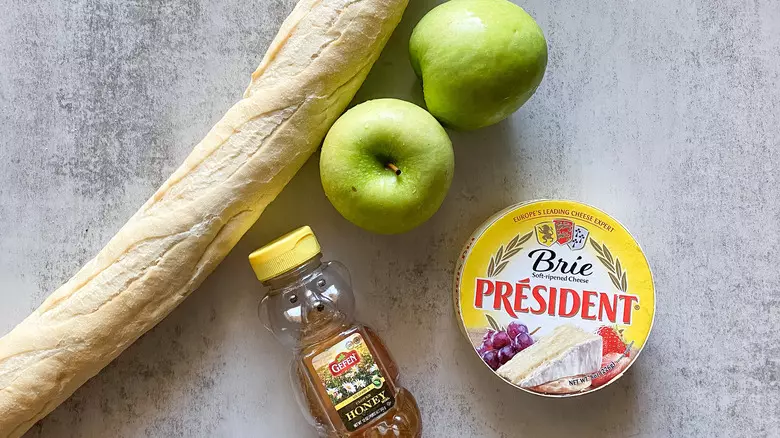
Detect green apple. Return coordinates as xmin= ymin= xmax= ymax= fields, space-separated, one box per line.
xmin=409 ymin=0 xmax=548 ymax=130
xmin=320 ymin=99 xmax=454 ymax=234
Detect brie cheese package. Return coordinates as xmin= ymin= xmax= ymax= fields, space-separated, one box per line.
xmin=454 ymin=200 xmax=655 ymax=397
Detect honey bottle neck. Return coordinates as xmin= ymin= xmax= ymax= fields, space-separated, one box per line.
xmin=263 ymin=255 xmax=325 ymax=290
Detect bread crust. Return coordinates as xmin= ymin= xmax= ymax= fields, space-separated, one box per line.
xmin=0 ymin=1 xmax=407 ymax=435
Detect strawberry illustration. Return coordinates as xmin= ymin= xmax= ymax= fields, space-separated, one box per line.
xmin=596 ymin=326 xmax=629 ymax=357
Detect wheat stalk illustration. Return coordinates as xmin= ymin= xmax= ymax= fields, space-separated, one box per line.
xmin=589 ymin=239 xmax=628 ymax=292
xmin=486 ymin=231 xmax=533 ymax=277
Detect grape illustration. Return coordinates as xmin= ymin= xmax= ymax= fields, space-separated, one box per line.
xmin=506 ymin=322 xmax=528 ymax=339
xmin=498 ymin=345 xmax=517 ymax=365
xmin=492 ymin=331 xmax=510 ymax=349
xmin=481 ymin=350 xmax=500 ymax=370
xmin=515 ymin=332 xmax=533 ymax=350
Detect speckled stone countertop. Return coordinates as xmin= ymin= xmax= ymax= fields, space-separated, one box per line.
xmin=1 ymin=1 xmax=779 ymax=437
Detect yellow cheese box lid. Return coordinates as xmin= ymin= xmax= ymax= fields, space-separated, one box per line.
xmin=454 ymin=200 xmax=655 ymax=397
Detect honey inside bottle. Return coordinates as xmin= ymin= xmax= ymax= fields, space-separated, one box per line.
xmin=250 ymin=227 xmax=421 ymax=437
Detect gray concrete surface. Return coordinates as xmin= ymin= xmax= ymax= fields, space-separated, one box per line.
xmin=1 ymin=0 xmax=779 ymax=436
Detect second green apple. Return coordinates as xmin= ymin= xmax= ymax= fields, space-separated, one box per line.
xmin=320 ymin=99 xmax=454 ymax=234
xmin=410 ymin=0 xmax=548 ymax=130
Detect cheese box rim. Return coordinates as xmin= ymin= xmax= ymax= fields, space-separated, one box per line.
xmin=453 ymin=199 xmax=656 ymax=398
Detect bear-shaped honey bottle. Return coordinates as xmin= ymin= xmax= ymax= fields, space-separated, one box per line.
xmin=250 ymin=226 xmax=421 ymax=437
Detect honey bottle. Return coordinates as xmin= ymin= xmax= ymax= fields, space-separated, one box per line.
xmin=249 ymin=226 xmax=422 ymax=437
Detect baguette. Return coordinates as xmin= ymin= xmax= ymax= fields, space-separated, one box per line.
xmin=0 ymin=0 xmax=407 ymax=435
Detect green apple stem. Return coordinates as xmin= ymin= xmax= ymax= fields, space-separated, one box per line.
xmin=386 ymin=163 xmax=401 ymax=175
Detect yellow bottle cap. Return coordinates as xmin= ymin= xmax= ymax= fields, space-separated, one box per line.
xmin=248 ymin=226 xmax=321 ymax=282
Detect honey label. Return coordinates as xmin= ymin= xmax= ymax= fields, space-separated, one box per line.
xmin=310 ymin=333 xmax=395 ymax=431
xmin=455 ymin=200 xmax=655 ymax=397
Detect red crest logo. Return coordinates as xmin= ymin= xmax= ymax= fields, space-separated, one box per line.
xmin=554 ymin=219 xmax=574 ymax=245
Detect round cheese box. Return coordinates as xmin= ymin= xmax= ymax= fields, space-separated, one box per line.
xmin=454 ymin=200 xmax=655 ymax=397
